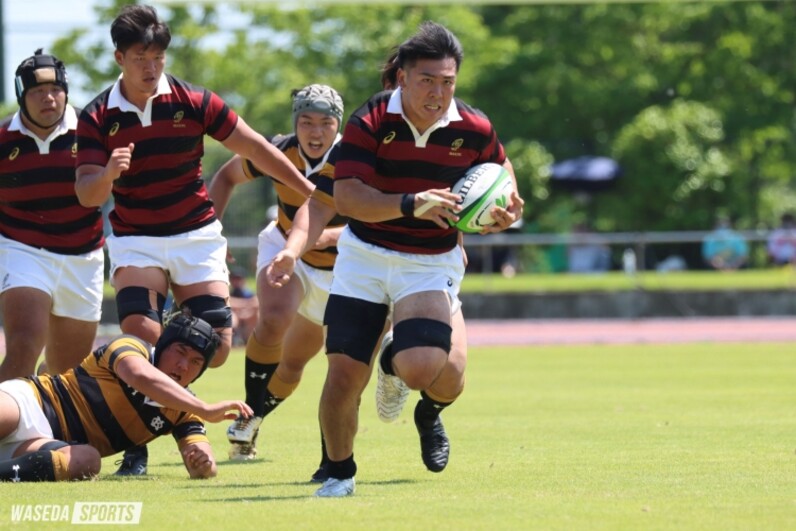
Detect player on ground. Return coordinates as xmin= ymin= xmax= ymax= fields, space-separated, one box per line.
xmin=208 ymin=84 xmax=346 ymax=481
xmin=0 ymin=313 xmax=252 ymax=482
xmin=0 ymin=50 xmax=104 ymax=380
xmin=74 ymin=4 xmax=313 ymax=476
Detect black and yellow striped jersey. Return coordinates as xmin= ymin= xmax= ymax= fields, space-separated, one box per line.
xmin=23 ymin=335 xmax=209 ymax=457
xmin=242 ymin=133 xmax=347 ymax=271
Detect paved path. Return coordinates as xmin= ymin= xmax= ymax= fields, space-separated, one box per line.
xmin=2 ymin=317 xmax=795 ymax=352
xmin=465 ymin=317 xmax=796 ymax=346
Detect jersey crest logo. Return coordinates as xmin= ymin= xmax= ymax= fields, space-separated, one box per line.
xmin=383 ymin=131 xmax=397 ymax=144
xmin=173 ymin=111 xmax=186 ymax=128
xmin=150 ymin=416 xmax=165 ymax=431
xmin=449 ymin=138 xmax=464 ymax=157
xmin=109 ymin=122 xmax=120 ymax=136
xmin=71 ymin=142 xmax=78 ymax=157
xmin=9 ymin=147 xmax=19 ymax=161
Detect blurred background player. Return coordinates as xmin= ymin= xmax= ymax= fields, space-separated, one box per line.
xmin=74 ymin=4 xmax=313 ymax=476
xmin=208 ymin=84 xmax=346 ymax=481
xmin=0 ymin=49 xmax=104 ymax=381
xmin=0 ymin=313 xmax=252 ymax=482
xmin=228 ymin=266 xmax=257 ymax=346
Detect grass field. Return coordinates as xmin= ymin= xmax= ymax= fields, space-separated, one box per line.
xmin=101 ymin=267 xmax=796 ymax=298
xmin=2 ymin=342 xmax=795 ymax=530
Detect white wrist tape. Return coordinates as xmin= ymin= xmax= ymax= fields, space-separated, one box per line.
xmin=413 ymin=191 xmax=446 ymax=217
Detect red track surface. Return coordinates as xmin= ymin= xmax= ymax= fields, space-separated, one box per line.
xmin=466 ymin=317 xmax=796 ymax=346
xmin=2 ymin=318 xmax=794 ymax=352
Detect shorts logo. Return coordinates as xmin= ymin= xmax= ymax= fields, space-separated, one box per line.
xmin=383 ymin=131 xmax=397 ymax=144
xmin=2 ymin=273 xmax=10 ymax=290
xmin=447 ymin=278 xmax=453 ymax=287
xmin=109 ymin=123 xmax=120 ymax=136
xmin=9 ymin=147 xmax=19 ymax=161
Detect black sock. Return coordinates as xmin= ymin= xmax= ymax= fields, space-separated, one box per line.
xmin=245 ymin=358 xmax=278 ymax=417
xmin=261 ymin=390 xmax=284 ymax=417
xmin=0 ymin=451 xmax=58 ymax=482
xmin=319 ymin=429 xmax=329 ymax=466
xmin=326 ymin=454 xmax=357 ymax=480
xmin=379 ymin=339 xmax=395 ymax=376
xmin=415 ymin=391 xmax=451 ymax=429
xmin=124 ymin=445 xmax=148 ymax=458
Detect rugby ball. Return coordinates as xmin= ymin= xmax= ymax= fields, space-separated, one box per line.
xmin=449 ymin=163 xmax=513 ymax=233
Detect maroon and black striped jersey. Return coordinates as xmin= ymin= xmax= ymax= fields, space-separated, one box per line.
xmin=334 ymin=90 xmax=506 ymax=255
xmin=0 ymin=106 xmax=104 ymax=254
xmin=242 ymin=133 xmax=346 ymax=270
xmin=76 ymin=74 xmax=238 ymax=237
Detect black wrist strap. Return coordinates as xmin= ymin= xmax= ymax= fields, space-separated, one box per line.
xmin=400 ymin=193 xmax=416 ymax=217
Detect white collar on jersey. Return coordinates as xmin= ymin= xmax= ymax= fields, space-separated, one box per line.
xmin=108 ymin=73 xmax=172 ymax=127
xmin=9 ymin=104 xmax=78 ymax=155
xmin=386 ymin=87 xmax=462 ymax=147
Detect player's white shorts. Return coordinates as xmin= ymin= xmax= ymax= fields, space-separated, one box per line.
xmin=0 ymin=379 xmax=54 ymax=461
xmin=331 ymin=227 xmax=464 ymax=315
xmin=106 ymin=220 xmax=228 ymax=286
xmin=255 ymin=221 xmax=333 ymax=326
xmin=0 ymin=235 xmax=104 ymax=322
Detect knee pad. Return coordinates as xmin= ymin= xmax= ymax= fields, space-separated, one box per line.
xmin=324 ymin=294 xmax=389 ymax=364
xmin=116 ymin=287 xmax=166 ymax=324
xmin=181 ymin=295 xmax=233 ymax=328
xmin=393 ymin=318 xmax=452 ymax=354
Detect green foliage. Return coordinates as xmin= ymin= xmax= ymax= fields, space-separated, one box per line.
xmin=604 ymin=99 xmax=731 ymax=231
xmin=49 ymin=2 xmax=796 ymax=237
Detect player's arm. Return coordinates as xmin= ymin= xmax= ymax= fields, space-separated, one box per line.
xmin=266 ymin=196 xmax=335 ymax=288
xmin=207 ymin=155 xmax=250 ymax=219
xmin=114 ymin=354 xmax=251 ymax=422
xmin=221 ymin=117 xmax=314 ymax=198
xmin=481 ymin=157 xmax=525 ymax=234
xmin=334 ymin=178 xmax=460 ymax=229
xmin=75 ymin=143 xmax=135 ymax=207
xmin=181 ymin=441 xmax=217 ymax=479
xmin=313 ymin=225 xmax=344 ymax=250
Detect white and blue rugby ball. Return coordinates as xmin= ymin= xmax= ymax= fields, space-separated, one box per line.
xmin=449 ymin=163 xmax=513 ymax=233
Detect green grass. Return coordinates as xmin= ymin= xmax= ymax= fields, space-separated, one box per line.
xmin=3 ymin=343 xmax=795 ymax=530
xmin=460 ymin=267 xmax=796 ymax=293
xmin=101 ymin=267 xmax=796 ymax=298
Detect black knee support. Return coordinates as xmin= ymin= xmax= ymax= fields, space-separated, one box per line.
xmin=324 ymin=295 xmax=389 ymax=364
xmin=181 ymin=295 xmax=232 ymax=328
xmin=38 ymin=440 xmax=70 ymax=452
xmin=116 ymin=287 xmax=166 ymax=324
xmin=393 ymin=318 xmax=452 ymax=354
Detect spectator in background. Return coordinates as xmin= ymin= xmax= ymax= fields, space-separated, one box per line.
xmin=567 ymin=223 xmax=611 ymax=273
xmin=228 ymin=266 xmax=257 ymax=346
xmin=767 ymin=213 xmax=796 ymax=265
xmin=702 ymin=215 xmax=748 ymax=271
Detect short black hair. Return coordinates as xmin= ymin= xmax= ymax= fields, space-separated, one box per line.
xmin=396 ymin=21 xmax=463 ymax=72
xmin=110 ymin=4 xmax=171 ymax=53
